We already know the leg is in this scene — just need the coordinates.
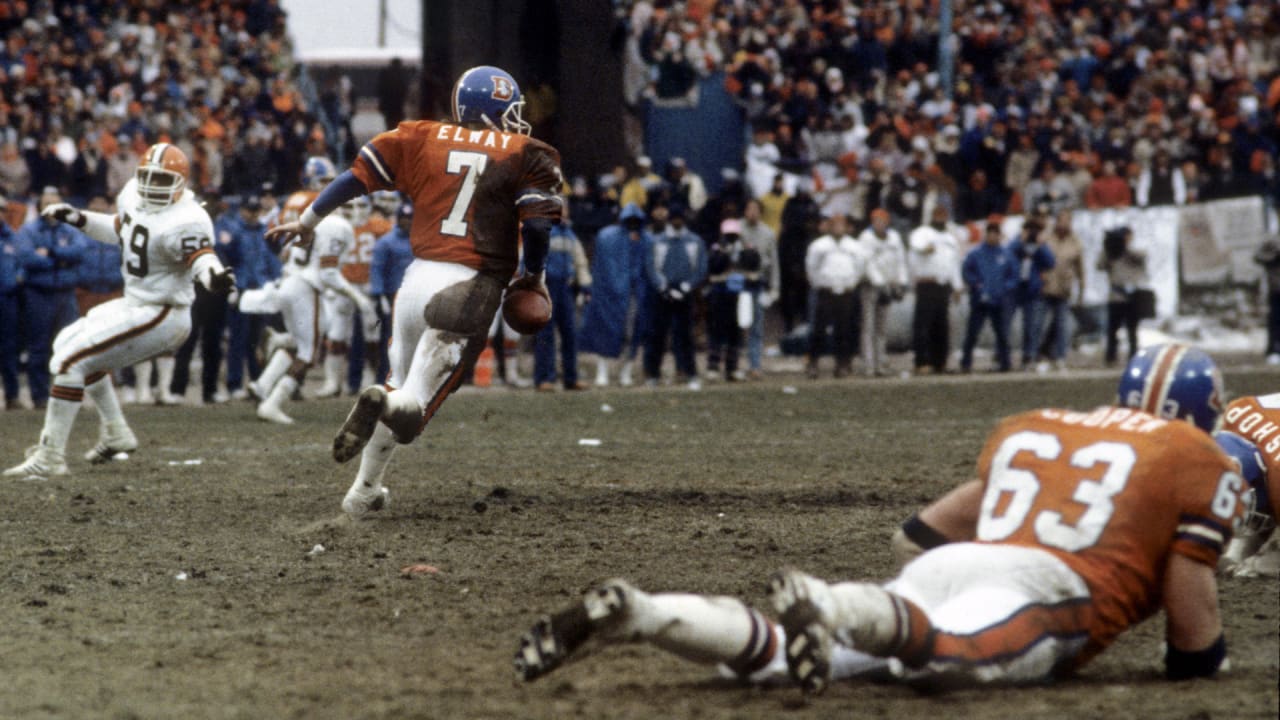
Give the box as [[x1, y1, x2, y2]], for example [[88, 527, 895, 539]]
[[551, 281, 579, 387], [859, 285, 878, 376], [748, 291, 764, 373], [1105, 301, 1122, 364], [1123, 300, 1140, 360], [644, 300, 671, 380], [0, 292, 19, 404], [672, 298, 697, 380], [169, 303, 200, 398], [23, 288, 56, 407], [911, 287, 929, 370], [992, 300, 1012, 371], [225, 306, 248, 393], [514, 578, 784, 684], [200, 291, 228, 401], [831, 291, 856, 375], [317, 292, 353, 397], [960, 301, 985, 371], [872, 300, 889, 374], [258, 281, 319, 424]]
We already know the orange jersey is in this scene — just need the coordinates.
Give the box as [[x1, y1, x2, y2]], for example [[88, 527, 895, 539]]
[[1222, 394, 1280, 521], [974, 406, 1246, 656], [351, 120, 563, 278], [342, 215, 391, 285]]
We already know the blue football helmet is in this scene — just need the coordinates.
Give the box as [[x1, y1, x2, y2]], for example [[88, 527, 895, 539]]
[[302, 156, 337, 191], [1117, 343, 1224, 433], [1214, 430, 1273, 532], [451, 65, 531, 135]]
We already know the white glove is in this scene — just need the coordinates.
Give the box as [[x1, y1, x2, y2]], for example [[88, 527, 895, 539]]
[[41, 202, 85, 228], [379, 295, 392, 316]]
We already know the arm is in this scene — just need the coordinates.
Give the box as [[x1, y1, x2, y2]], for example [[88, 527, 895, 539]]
[[520, 217, 552, 277], [571, 235, 592, 289], [191, 250, 235, 294], [890, 479, 984, 567], [1162, 554, 1227, 680], [42, 204, 118, 244], [369, 238, 387, 297]]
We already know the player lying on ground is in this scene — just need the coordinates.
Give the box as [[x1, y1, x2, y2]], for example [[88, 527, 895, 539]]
[[241, 157, 373, 425], [266, 65, 562, 518], [4, 144, 234, 480], [514, 344, 1250, 692]]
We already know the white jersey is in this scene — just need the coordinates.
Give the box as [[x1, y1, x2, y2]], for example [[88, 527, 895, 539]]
[[116, 178, 216, 307], [284, 214, 355, 292]]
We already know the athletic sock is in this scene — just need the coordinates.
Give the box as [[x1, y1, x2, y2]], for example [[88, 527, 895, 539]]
[[86, 374, 126, 427], [619, 592, 778, 674], [352, 422, 398, 491], [41, 388, 84, 451], [256, 349, 291, 393]]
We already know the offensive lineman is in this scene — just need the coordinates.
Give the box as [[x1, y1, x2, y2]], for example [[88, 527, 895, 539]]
[[3, 143, 234, 479], [246, 157, 373, 424], [267, 65, 563, 518], [514, 344, 1249, 692]]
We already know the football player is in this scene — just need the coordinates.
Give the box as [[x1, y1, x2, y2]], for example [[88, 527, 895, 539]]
[[4, 143, 235, 479], [315, 194, 391, 397], [266, 65, 562, 518], [247, 157, 373, 424], [1213, 395, 1279, 577], [513, 343, 1250, 693]]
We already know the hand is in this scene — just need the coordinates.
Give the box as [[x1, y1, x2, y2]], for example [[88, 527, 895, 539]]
[[666, 287, 685, 301], [41, 203, 85, 228], [507, 270, 550, 303], [209, 268, 236, 294], [35, 247, 49, 257], [264, 220, 314, 254], [378, 295, 392, 316]]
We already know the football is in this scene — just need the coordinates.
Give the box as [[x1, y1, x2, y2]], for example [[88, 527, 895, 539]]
[[502, 286, 552, 334]]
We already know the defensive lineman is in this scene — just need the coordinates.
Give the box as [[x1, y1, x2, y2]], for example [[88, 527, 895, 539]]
[[4, 143, 234, 479], [267, 65, 562, 518]]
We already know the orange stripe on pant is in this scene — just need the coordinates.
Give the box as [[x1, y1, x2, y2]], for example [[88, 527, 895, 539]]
[[50, 385, 85, 402], [59, 306, 172, 375], [926, 598, 1095, 670]]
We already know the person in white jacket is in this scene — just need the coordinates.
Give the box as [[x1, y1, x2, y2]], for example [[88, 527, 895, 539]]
[[804, 212, 864, 378], [853, 209, 909, 377], [907, 205, 965, 374]]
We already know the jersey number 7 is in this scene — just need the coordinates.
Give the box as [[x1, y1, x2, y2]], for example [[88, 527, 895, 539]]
[[441, 150, 488, 237]]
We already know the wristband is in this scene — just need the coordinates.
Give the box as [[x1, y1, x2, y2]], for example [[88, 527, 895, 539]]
[[1165, 634, 1226, 680], [902, 514, 951, 551]]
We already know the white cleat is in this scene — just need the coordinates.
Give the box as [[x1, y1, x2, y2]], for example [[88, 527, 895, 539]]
[[256, 403, 295, 425], [4, 446, 69, 480], [769, 568, 838, 695], [342, 484, 391, 518], [85, 424, 138, 464], [513, 578, 634, 682]]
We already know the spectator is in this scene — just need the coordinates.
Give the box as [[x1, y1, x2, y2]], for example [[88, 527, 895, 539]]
[[18, 188, 86, 409], [777, 184, 820, 332], [579, 203, 653, 387], [908, 204, 964, 375], [0, 196, 20, 409], [644, 203, 706, 389], [1255, 236, 1280, 365], [1004, 134, 1040, 204], [1040, 210, 1085, 370], [757, 172, 789, 236], [620, 156, 659, 210], [1136, 149, 1187, 207], [67, 138, 108, 208], [1085, 160, 1134, 209], [739, 199, 779, 380], [884, 162, 927, 236], [1005, 216, 1056, 370], [105, 136, 138, 200], [0, 142, 31, 199], [804, 212, 862, 379], [704, 218, 760, 382], [960, 218, 1017, 373], [955, 169, 1003, 224], [853, 209, 908, 378], [667, 157, 707, 216], [369, 203, 415, 384], [1023, 160, 1076, 216], [217, 194, 277, 400], [1097, 226, 1149, 366], [534, 221, 591, 392], [74, 195, 122, 314]]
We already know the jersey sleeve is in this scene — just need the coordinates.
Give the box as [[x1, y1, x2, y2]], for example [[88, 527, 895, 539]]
[[174, 217, 217, 270], [352, 127, 407, 193], [1168, 435, 1248, 567], [516, 140, 564, 223]]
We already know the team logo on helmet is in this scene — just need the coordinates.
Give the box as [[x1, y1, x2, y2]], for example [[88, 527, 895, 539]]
[[491, 76, 514, 101]]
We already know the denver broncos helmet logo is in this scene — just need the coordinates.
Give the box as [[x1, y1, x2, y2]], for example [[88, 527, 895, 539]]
[[491, 76, 514, 101]]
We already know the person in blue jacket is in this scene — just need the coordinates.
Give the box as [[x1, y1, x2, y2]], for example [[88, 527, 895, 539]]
[[1005, 215, 1056, 370], [534, 220, 591, 391], [960, 218, 1018, 373], [577, 202, 653, 387], [217, 194, 278, 399], [74, 196, 123, 315], [19, 187, 87, 408], [644, 202, 708, 388], [1, 199, 23, 409], [369, 202, 414, 384]]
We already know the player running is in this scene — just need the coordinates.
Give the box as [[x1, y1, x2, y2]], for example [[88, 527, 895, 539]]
[[267, 65, 563, 518], [247, 156, 373, 424], [4, 143, 234, 479], [513, 343, 1249, 692]]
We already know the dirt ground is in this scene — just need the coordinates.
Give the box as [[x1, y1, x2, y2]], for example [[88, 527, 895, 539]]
[[0, 368, 1277, 719]]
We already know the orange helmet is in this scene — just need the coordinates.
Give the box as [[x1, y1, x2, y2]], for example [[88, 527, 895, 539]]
[[136, 143, 190, 211]]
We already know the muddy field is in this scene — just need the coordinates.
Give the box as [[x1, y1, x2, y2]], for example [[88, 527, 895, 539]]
[[1, 369, 1277, 719]]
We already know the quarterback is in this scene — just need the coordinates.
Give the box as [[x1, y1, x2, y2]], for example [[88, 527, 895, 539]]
[[514, 344, 1249, 692], [267, 65, 563, 518], [4, 143, 234, 479], [246, 156, 373, 424]]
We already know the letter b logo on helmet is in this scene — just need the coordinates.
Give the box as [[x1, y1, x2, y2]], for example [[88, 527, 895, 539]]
[[491, 76, 514, 101]]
